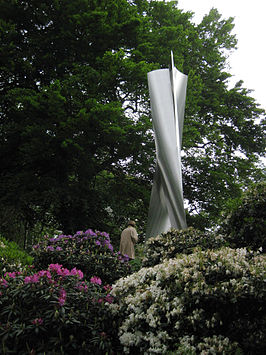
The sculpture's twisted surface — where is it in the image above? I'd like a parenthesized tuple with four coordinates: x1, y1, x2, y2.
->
(146, 53, 187, 238)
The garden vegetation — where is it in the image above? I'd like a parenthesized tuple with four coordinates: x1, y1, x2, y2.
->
(1, 182, 265, 354)
(0, 0, 265, 353)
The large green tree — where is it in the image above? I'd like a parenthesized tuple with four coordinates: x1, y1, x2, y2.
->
(0, 0, 265, 245)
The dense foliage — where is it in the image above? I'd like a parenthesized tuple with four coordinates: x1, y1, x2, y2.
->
(0, 0, 265, 243)
(221, 182, 266, 251)
(142, 227, 227, 267)
(32, 229, 131, 285)
(0, 264, 118, 354)
(0, 237, 33, 276)
(110, 247, 266, 354)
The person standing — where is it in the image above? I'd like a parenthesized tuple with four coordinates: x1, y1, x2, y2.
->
(119, 220, 138, 259)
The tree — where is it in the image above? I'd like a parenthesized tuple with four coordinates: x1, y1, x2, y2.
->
(129, 2, 265, 228)
(221, 182, 266, 251)
(0, 0, 265, 245)
(0, 0, 154, 244)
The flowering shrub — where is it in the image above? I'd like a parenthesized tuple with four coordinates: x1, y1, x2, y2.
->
(142, 227, 227, 267)
(0, 237, 33, 276)
(0, 264, 119, 354)
(31, 229, 131, 284)
(221, 182, 266, 251)
(109, 247, 265, 354)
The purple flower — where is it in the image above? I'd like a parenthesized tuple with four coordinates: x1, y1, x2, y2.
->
(95, 240, 101, 246)
(101, 231, 110, 238)
(122, 254, 130, 262)
(56, 246, 62, 251)
(106, 243, 113, 252)
(46, 246, 54, 251)
(90, 276, 102, 285)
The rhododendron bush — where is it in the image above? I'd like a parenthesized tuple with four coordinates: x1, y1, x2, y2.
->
(32, 229, 131, 284)
(142, 227, 227, 267)
(0, 264, 118, 354)
(221, 182, 266, 251)
(109, 247, 265, 354)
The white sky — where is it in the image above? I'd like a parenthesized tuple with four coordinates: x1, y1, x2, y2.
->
(176, 0, 266, 110)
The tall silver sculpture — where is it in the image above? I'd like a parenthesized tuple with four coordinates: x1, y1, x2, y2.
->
(146, 52, 187, 239)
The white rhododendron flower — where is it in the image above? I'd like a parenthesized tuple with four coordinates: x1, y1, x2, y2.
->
(109, 247, 265, 354)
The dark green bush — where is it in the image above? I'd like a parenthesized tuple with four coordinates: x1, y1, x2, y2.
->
(0, 237, 33, 276)
(110, 247, 266, 354)
(0, 264, 120, 354)
(142, 227, 227, 267)
(221, 182, 266, 251)
(31, 229, 131, 284)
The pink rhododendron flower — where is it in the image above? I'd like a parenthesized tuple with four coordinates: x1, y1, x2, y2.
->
(4, 272, 16, 279)
(24, 274, 39, 284)
(103, 284, 112, 292)
(70, 267, 78, 275)
(24, 276, 31, 284)
(90, 276, 102, 285)
(76, 281, 88, 292)
(69, 267, 83, 278)
(32, 318, 43, 325)
(58, 288, 67, 306)
(37, 270, 46, 277)
(48, 263, 63, 271)
(105, 294, 114, 304)
(0, 278, 8, 288)
(31, 274, 39, 283)
(76, 270, 83, 279)
(58, 268, 70, 277)
(46, 271, 52, 279)
(37, 270, 52, 280)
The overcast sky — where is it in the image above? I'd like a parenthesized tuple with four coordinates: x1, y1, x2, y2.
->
(176, 0, 265, 110)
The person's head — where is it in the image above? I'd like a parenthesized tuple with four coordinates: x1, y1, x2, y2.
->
(128, 220, 136, 228)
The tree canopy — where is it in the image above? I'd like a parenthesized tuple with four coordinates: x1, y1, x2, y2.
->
(0, 0, 265, 245)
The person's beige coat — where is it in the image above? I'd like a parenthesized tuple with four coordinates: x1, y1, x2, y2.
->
(119, 226, 138, 259)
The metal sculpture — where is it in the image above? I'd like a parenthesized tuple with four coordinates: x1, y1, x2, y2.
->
(146, 52, 187, 239)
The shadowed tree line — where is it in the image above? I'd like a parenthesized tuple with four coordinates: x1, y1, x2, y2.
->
(0, 0, 265, 247)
